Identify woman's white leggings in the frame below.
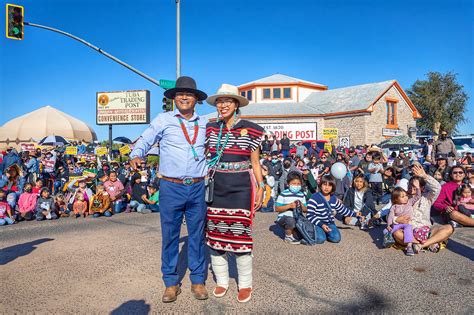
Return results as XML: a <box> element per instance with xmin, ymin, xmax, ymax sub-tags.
<box><xmin>210</xmin><ymin>249</ymin><xmax>253</xmax><ymax>289</ymax></box>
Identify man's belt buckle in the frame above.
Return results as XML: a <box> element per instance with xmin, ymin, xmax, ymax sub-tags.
<box><xmin>182</xmin><ymin>177</ymin><xmax>194</xmax><ymax>186</ymax></box>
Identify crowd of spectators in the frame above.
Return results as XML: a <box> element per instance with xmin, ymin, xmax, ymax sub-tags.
<box><xmin>1</xmin><ymin>131</ymin><xmax>473</xmax><ymax>256</ymax></box>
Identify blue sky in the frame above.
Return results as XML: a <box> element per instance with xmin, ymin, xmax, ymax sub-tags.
<box><xmin>1</xmin><ymin>0</ymin><xmax>472</xmax><ymax>141</ymax></box>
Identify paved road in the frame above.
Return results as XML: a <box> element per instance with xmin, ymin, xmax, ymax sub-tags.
<box><xmin>1</xmin><ymin>212</ymin><xmax>473</xmax><ymax>314</ymax></box>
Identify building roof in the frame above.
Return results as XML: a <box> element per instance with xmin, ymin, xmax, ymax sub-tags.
<box><xmin>239</xmin><ymin>74</ymin><xmax>327</xmax><ymax>88</ymax></box>
<box><xmin>204</xmin><ymin>78</ymin><xmax>420</xmax><ymax>120</ymax></box>
<box><xmin>0</xmin><ymin>105</ymin><xmax>97</xmax><ymax>147</ymax></box>
<box><xmin>244</xmin><ymin>79</ymin><xmax>421</xmax><ymax>119</ymax></box>
<box><xmin>303</xmin><ymin>80</ymin><xmax>396</xmax><ymax>114</ymax></box>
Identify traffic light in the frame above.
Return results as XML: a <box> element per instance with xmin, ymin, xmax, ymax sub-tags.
<box><xmin>6</xmin><ymin>3</ymin><xmax>24</xmax><ymax>40</ymax></box>
<box><xmin>162</xmin><ymin>97</ymin><xmax>174</xmax><ymax>112</ymax></box>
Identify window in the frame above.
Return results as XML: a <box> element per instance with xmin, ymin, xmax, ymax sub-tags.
<box><xmin>273</xmin><ymin>88</ymin><xmax>281</xmax><ymax>99</ymax></box>
<box><xmin>240</xmin><ymin>91</ymin><xmax>245</xmax><ymax>97</ymax></box>
<box><xmin>387</xmin><ymin>101</ymin><xmax>397</xmax><ymax>126</ymax></box>
<box><xmin>247</xmin><ymin>90</ymin><xmax>253</xmax><ymax>101</ymax></box>
<box><xmin>283</xmin><ymin>87</ymin><xmax>291</xmax><ymax>99</ymax></box>
<box><xmin>263</xmin><ymin>88</ymin><xmax>271</xmax><ymax>99</ymax></box>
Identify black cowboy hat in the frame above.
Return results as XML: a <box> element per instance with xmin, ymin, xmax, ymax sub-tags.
<box><xmin>163</xmin><ymin>76</ymin><xmax>207</xmax><ymax>101</ymax></box>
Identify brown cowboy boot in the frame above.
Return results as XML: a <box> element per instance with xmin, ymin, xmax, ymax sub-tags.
<box><xmin>162</xmin><ymin>285</ymin><xmax>181</xmax><ymax>303</ymax></box>
<box><xmin>191</xmin><ymin>284</ymin><xmax>209</xmax><ymax>300</ymax></box>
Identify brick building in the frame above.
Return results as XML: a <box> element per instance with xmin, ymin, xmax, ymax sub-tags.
<box><xmin>207</xmin><ymin>74</ymin><xmax>421</xmax><ymax>147</ymax></box>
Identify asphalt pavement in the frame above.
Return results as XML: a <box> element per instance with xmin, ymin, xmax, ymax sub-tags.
<box><xmin>1</xmin><ymin>211</ymin><xmax>473</xmax><ymax>314</ymax></box>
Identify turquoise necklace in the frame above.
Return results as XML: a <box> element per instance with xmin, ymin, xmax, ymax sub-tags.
<box><xmin>207</xmin><ymin>112</ymin><xmax>237</xmax><ymax>168</ymax></box>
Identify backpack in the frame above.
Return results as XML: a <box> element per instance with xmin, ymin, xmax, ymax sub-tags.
<box><xmin>293</xmin><ymin>201</ymin><xmax>318</xmax><ymax>245</ymax></box>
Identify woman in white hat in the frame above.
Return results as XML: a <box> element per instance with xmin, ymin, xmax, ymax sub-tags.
<box><xmin>205</xmin><ymin>83</ymin><xmax>265</xmax><ymax>303</ymax></box>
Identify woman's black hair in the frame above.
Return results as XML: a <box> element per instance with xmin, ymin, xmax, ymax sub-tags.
<box><xmin>319</xmin><ymin>175</ymin><xmax>336</xmax><ymax>194</ymax></box>
<box><xmin>287</xmin><ymin>171</ymin><xmax>302</xmax><ymax>184</ymax></box>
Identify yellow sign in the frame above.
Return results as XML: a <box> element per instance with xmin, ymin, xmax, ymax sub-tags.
<box><xmin>119</xmin><ymin>145</ymin><xmax>132</xmax><ymax>155</ymax></box>
<box><xmin>322</xmin><ymin>128</ymin><xmax>339</xmax><ymax>139</ymax></box>
<box><xmin>324</xmin><ymin>143</ymin><xmax>333</xmax><ymax>153</ymax></box>
<box><xmin>95</xmin><ymin>147</ymin><xmax>108</xmax><ymax>156</ymax></box>
<box><xmin>65</xmin><ymin>146</ymin><xmax>78</xmax><ymax>155</ymax></box>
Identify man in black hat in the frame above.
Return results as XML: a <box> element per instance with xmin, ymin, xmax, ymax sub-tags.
<box><xmin>129</xmin><ymin>76</ymin><xmax>209</xmax><ymax>303</ymax></box>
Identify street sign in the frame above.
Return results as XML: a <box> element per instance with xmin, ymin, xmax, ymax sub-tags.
<box><xmin>6</xmin><ymin>3</ymin><xmax>24</xmax><ymax>40</ymax></box>
<box><xmin>159</xmin><ymin>79</ymin><xmax>176</xmax><ymax>90</ymax></box>
<box><xmin>96</xmin><ymin>90</ymin><xmax>150</xmax><ymax>125</ymax></box>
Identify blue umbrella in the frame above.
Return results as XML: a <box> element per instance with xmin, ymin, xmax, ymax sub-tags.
<box><xmin>38</xmin><ymin>135</ymin><xmax>70</xmax><ymax>146</ymax></box>
<box><xmin>113</xmin><ymin>136</ymin><xmax>132</xmax><ymax>144</ymax></box>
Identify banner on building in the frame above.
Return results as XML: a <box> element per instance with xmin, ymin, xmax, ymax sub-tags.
<box><xmin>382</xmin><ymin>128</ymin><xmax>402</xmax><ymax>137</ymax></box>
<box><xmin>259</xmin><ymin>123</ymin><xmax>317</xmax><ymax>141</ymax></box>
<box><xmin>322</xmin><ymin>128</ymin><xmax>338</xmax><ymax>140</ymax></box>
<box><xmin>65</xmin><ymin>146</ymin><xmax>78</xmax><ymax>155</ymax></box>
<box><xmin>96</xmin><ymin>90</ymin><xmax>150</xmax><ymax>125</ymax></box>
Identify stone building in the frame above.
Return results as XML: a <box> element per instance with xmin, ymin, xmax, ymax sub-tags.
<box><xmin>206</xmin><ymin>74</ymin><xmax>420</xmax><ymax>146</ymax></box>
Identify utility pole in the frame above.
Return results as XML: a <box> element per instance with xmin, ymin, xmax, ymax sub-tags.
<box><xmin>176</xmin><ymin>0</ymin><xmax>181</xmax><ymax>79</ymax></box>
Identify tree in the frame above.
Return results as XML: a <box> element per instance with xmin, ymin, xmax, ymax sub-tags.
<box><xmin>407</xmin><ymin>71</ymin><xmax>468</xmax><ymax>134</ymax></box>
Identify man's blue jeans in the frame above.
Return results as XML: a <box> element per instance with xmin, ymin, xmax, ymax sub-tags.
<box><xmin>159</xmin><ymin>180</ymin><xmax>207</xmax><ymax>287</ymax></box>
<box><xmin>315</xmin><ymin>223</ymin><xmax>341</xmax><ymax>244</ymax></box>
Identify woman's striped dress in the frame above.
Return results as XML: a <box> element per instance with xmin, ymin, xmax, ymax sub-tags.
<box><xmin>205</xmin><ymin>119</ymin><xmax>264</xmax><ymax>253</ymax></box>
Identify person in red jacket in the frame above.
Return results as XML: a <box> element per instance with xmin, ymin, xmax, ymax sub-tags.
<box><xmin>17</xmin><ymin>183</ymin><xmax>37</xmax><ymax>221</ymax></box>
<box><xmin>433</xmin><ymin>166</ymin><xmax>474</xmax><ymax>227</ymax></box>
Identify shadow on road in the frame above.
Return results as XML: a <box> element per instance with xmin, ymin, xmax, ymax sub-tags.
<box><xmin>446</xmin><ymin>239</ymin><xmax>474</xmax><ymax>261</ymax></box>
<box><xmin>110</xmin><ymin>299</ymin><xmax>150</xmax><ymax>315</ymax></box>
<box><xmin>0</xmin><ymin>238</ymin><xmax>54</xmax><ymax>265</ymax></box>
<box><xmin>366</xmin><ymin>226</ymin><xmax>385</xmax><ymax>249</ymax></box>
<box><xmin>263</xmin><ymin>270</ymin><xmax>392</xmax><ymax>313</ymax></box>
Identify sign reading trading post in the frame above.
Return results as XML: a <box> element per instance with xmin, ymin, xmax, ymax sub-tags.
<box><xmin>96</xmin><ymin>90</ymin><xmax>150</xmax><ymax>125</ymax></box>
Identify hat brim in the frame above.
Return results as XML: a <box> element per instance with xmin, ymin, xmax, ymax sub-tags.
<box><xmin>206</xmin><ymin>94</ymin><xmax>249</xmax><ymax>107</ymax></box>
<box><xmin>164</xmin><ymin>88</ymin><xmax>207</xmax><ymax>102</ymax></box>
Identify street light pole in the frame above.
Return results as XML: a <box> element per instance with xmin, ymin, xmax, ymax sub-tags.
<box><xmin>176</xmin><ymin>0</ymin><xmax>181</xmax><ymax>79</ymax></box>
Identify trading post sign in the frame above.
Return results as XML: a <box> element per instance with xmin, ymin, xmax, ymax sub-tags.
<box><xmin>96</xmin><ymin>90</ymin><xmax>150</xmax><ymax>125</ymax></box>
<box><xmin>260</xmin><ymin>123</ymin><xmax>317</xmax><ymax>141</ymax></box>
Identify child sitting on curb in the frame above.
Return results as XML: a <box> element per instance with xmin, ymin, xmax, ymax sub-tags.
<box><xmin>140</xmin><ymin>183</ymin><xmax>159</xmax><ymax>213</ymax></box>
<box><xmin>275</xmin><ymin>171</ymin><xmax>307</xmax><ymax>245</ymax></box>
<box><xmin>89</xmin><ymin>182</ymin><xmax>112</xmax><ymax>217</ymax></box>
<box><xmin>0</xmin><ymin>190</ymin><xmax>15</xmax><ymax>226</ymax></box>
<box><xmin>17</xmin><ymin>183</ymin><xmax>37</xmax><ymax>221</ymax></box>
<box><xmin>73</xmin><ymin>193</ymin><xmax>88</xmax><ymax>218</ymax></box>
<box><xmin>35</xmin><ymin>187</ymin><xmax>57</xmax><ymax>221</ymax></box>
<box><xmin>307</xmin><ymin>175</ymin><xmax>359</xmax><ymax>244</ymax></box>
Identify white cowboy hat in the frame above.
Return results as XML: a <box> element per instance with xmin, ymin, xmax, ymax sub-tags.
<box><xmin>206</xmin><ymin>83</ymin><xmax>249</xmax><ymax>107</ymax></box>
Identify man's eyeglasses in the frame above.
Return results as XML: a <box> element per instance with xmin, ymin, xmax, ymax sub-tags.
<box><xmin>452</xmin><ymin>171</ymin><xmax>464</xmax><ymax>175</ymax></box>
